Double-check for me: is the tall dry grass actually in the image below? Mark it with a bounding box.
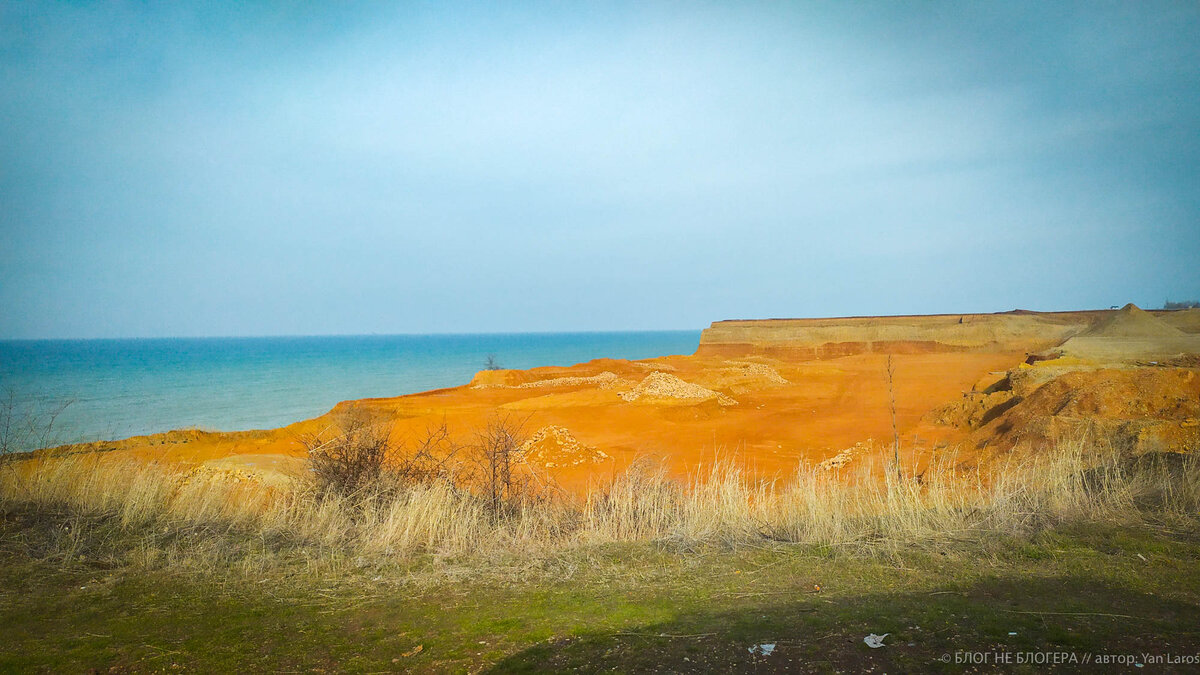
[2,439,1198,573]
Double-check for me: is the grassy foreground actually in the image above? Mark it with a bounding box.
[3,513,1200,672]
[2,440,1199,671]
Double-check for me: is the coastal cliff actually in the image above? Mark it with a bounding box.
[696,308,1198,358]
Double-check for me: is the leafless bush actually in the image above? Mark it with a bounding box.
[394,419,459,487]
[302,407,397,497]
[467,415,546,519]
[301,407,461,499]
[0,388,73,456]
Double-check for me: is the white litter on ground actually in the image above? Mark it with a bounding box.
[748,643,776,656]
[863,633,889,648]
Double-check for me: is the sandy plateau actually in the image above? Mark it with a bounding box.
[46,304,1200,492]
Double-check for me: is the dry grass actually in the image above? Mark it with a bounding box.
[2,438,1198,576]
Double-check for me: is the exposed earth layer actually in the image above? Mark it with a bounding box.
[45,305,1200,491]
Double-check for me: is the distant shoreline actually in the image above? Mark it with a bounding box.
[0,331,702,450]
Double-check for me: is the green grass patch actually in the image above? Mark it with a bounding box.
[3,510,1200,672]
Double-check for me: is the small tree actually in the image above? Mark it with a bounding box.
[886,355,901,482]
[484,354,502,370]
[469,415,533,519]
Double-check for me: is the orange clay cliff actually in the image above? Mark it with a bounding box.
[44,305,1200,493]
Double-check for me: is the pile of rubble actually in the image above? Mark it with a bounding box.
[178,464,265,487]
[517,425,611,468]
[474,371,623,390]
[514,371,622,389]
[618,371,738,406]
[727,361,789,384]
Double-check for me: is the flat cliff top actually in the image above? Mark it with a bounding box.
[700,307,1198,352]
[709,308,1109,326]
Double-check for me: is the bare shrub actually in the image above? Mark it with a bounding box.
[302,407,396,497]
[4,427,1199,576]
[0,388,73,455]
[467,415,538,520]
[394,419,460,487]
[302,408,460,499]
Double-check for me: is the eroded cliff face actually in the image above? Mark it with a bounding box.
[699,307,1200,359]
[696,310,1109,359]
[912,305,1200,456]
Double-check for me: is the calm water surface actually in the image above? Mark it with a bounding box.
[0,331,700,449]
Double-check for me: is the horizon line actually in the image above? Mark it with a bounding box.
[0,327,705,342]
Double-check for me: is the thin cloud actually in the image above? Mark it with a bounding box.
[2,2,1198,338]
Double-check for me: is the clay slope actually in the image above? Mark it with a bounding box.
[1161,308,1200,334]
[965,368,1200,456]
[1057,304,1200,364]
[1079,303,1185,338]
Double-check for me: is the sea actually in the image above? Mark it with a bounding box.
[0,331,701,451]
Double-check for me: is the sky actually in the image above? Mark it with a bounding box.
[1,1,1198,339]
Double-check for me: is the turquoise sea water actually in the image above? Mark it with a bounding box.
[0,331,700,450]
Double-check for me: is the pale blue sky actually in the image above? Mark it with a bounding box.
[2,1,1198,338]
